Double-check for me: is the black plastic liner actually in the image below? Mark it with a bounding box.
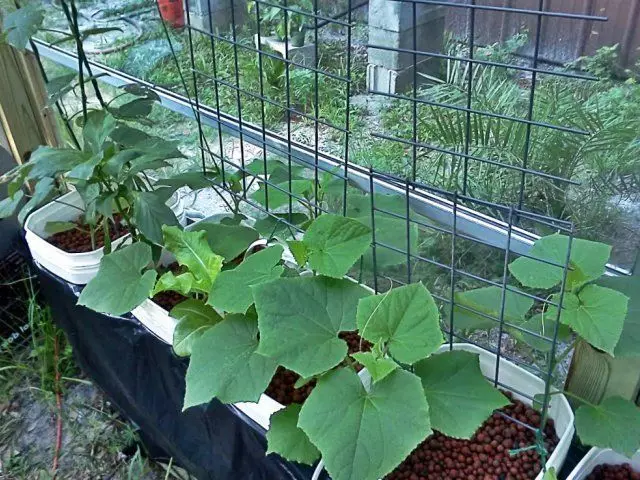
[36,265,317,480]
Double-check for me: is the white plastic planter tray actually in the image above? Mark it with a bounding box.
[25,190,186,285]
[310,343,575,480]
[566,448,640,480]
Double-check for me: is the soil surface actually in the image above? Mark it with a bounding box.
[386,392,560,480]
[48,215,128,253]
[152,291,188,311]
[587,464,640,480]
[265,331,372,405]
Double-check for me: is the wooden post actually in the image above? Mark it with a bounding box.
[0,43,59,165]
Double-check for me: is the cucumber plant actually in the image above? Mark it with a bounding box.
[179,213,510,480]
[454,233,640,457]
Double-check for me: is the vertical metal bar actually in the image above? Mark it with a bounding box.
[342,0,353,216]
[462,0,476,195]
[283,0,294,220]
[493,206,514,385]
[229,0,247,197]
[411,1,418,181]
[448,191,458,350]
[517,0,545,210]
[255,1,269,210]
[184,0,206,172]
[405,179,412,283]
[313,0,320,217]
[207,6,227,186]
[369,169,379,294]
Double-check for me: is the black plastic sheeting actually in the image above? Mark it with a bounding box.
[36,265,318,480]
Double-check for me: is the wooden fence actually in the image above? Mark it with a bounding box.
[443,0,640,67]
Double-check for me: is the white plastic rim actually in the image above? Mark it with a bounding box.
[310,343,575,480]
[566,448,640,480]
[25,190,186,285]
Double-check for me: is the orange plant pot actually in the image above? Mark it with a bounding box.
[158,0,185,28]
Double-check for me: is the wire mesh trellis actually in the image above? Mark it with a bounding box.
[29,0,632,473]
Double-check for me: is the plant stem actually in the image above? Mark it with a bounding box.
[51,335,63,479]
[60,0,88,124]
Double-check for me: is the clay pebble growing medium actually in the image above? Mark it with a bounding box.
[153,262,189,311]
[386,392,559,480]
[586,464,640,480]
[48,215,128,253]
[265,331,372,405]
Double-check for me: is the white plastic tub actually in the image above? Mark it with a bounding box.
[566,448,640,480]
[25,190,186,285]
[310,343,575,480]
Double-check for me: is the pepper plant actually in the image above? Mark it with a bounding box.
[454,233,640,457]
[177,213,510,480]
[248,0,313,46]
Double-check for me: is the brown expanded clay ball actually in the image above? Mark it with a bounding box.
[152,291,188,311]
[587,464,640,480]
[385,393,559,480]
[49,214,128,253]
[265,366,316,405]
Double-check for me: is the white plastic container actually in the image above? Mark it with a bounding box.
[566,448,640,480]
[310,343,575,480]
[25,190,186,285]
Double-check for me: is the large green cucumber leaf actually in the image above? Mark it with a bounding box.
[298,368,431,480]
[254,213,308,240]
[356,283,443,364]
[548,285,628,355]
[251,179,314,209]
[183,314,278,408]
[575,396,640,457]
[266,404,320,466]
[599,272,640,358]
[189,222,259,262]
[414,350,509,439]
[208,245,284,314]
[162,226,223,293]
[153,271,195,297]
[133,191,180,244]
[254,276,370,378]
[171,299,222,357]
[543,468,558,480]
[452,286,534,332]
[303,214,371,278]
[509,234,611,290]
[78,242,156,315]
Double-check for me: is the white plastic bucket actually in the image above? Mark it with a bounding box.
[25,190,186,285]
[310,343,575,480]
[566,448,640,480]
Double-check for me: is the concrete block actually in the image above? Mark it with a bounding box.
[187,0,246,32]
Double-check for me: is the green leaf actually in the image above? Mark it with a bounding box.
[78,243,157,315]
[67,154,102,180]
[251,179,314,209]
[548,285,628,355]
[287,240,308,266]
[599,273,640,358]
[44,221,76,235]
[266,404,320,465]
[153,271,195,297]
[171,299,223,357]
[156,171,216,191]
[189,222,259,262]
[452,286,534,332]
[303,214,371,278]
[184,314,278,407]
[0,190,24,219]
[3,4,43,49]
[161,226,223,293]
[27,147,91,180]
[208,245,284,314]
[575,396,640,457]
[543,468,558,480]
[18,177,56,224]
[83,111,116,155]
[133,191,180,244]
[253,213,308,239]
[350,352,398,383]
[511,313,571,352]
[110,124,150,147]
[254,276,370,377]
[509,234,611,290]
[46,73,76,104]
[356,283,443,364]
[110,98,155,119]
[415,350,509,438]
[298,368,431,480]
